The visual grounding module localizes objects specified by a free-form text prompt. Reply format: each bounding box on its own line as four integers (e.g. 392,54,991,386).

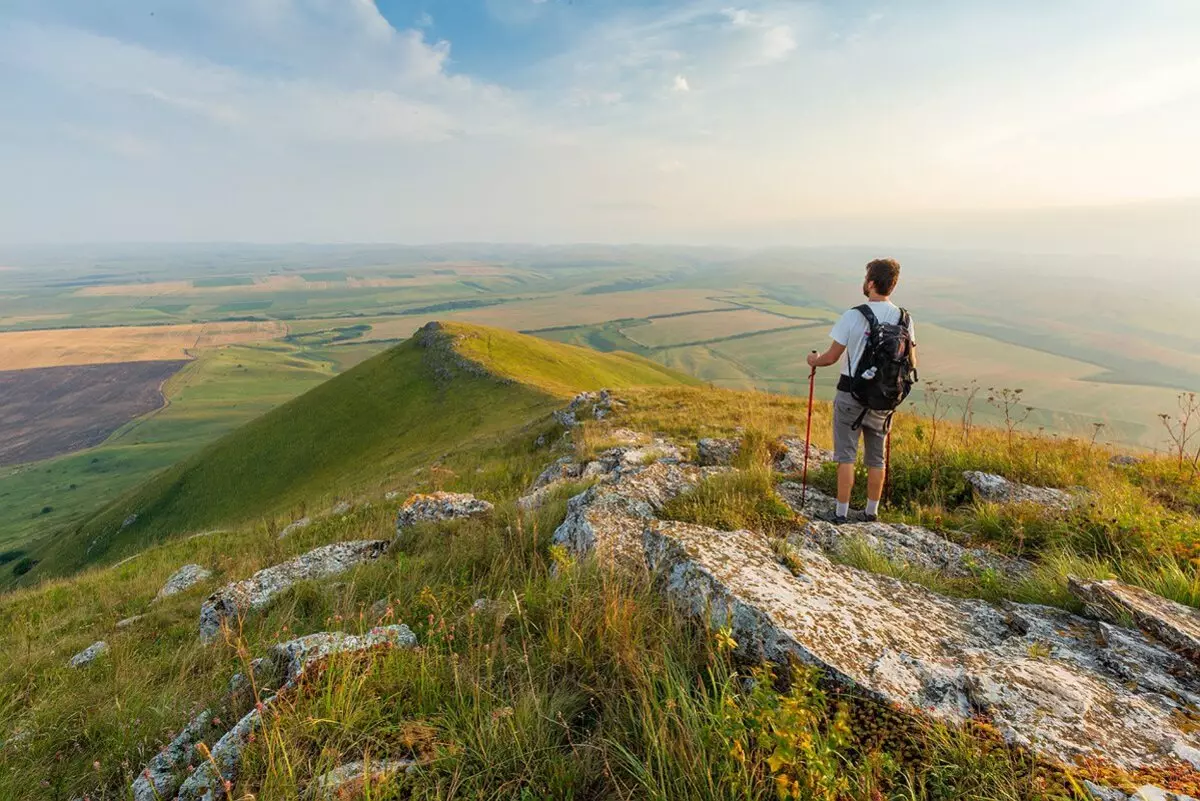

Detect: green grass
0,343,333,558
16,324,694,585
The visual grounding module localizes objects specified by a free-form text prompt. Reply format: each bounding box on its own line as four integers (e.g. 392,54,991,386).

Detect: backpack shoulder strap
854,304,878,332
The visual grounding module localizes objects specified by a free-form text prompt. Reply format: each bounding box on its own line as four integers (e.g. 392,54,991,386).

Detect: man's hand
809,341,846,369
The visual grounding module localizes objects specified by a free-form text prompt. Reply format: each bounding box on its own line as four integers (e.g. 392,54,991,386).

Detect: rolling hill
13,321,693,585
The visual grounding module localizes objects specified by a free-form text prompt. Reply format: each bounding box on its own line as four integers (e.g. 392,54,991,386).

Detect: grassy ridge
15,324,693,585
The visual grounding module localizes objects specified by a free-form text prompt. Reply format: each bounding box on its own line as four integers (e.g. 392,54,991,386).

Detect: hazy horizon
2,1,1198,256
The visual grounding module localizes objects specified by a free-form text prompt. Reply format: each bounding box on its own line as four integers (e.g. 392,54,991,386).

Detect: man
806,258,916,524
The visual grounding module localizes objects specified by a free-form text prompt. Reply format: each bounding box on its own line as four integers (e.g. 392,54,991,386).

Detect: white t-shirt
829,301,916,377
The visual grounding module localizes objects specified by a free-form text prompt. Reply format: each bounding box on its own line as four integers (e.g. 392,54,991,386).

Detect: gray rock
68,641,108,668
330,501,352,516
121,513,139,530
963,470,1075,511
1110,454,1143,467
1069,577,1200,663
1084,781,1130,801
131,710,221,801
774,437,834,473
307,759,414,798
176,625,416,801
155,564,212,601
198,540,389,643
557,460,1200,775
1132,786,1199,801
394,492,493,540
552,461,723,569
697,437,740,466
532,456,584,490
116,614,146,629
277,516,312,539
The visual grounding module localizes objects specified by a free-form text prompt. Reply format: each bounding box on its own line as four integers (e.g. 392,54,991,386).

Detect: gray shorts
833,390,889,468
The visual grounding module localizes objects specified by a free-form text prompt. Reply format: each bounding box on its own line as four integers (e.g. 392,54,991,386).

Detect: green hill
15,322,692,584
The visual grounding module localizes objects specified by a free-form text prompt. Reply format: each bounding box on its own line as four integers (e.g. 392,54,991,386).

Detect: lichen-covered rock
155,564,212,601
1069,577,1200,663
697,437,740,466
1110,454,1143,468
267,626,417,686
308,758,414,799
68,641,108,668
116,614,146,629
198,541,389,643
131,710,222,801
556,459,1200,776
964,471,1075,510
277,516,312,539
394,492,493,539
330,501,352,516
175,625,416,801
777,483,845,522
552,461,722,568
640,520,1200,772
792,517,1028,580
773,438,835,473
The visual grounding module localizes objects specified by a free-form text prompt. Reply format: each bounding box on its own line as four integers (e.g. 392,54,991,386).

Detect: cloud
415,11,434,28
673,74,690,92
721,6,796,63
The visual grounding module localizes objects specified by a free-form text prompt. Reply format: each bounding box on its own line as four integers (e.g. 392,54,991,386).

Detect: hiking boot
832,515,849,525
863,513,878,523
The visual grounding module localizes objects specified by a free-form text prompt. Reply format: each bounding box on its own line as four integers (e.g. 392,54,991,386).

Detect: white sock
836,501,849,518
865,499,880,516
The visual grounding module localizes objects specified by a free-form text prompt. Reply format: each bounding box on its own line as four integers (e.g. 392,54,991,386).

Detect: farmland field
620,308,820,348
0,321,287,368
0,360,187,467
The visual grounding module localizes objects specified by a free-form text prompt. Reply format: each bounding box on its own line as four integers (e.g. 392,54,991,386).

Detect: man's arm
807,341,846,368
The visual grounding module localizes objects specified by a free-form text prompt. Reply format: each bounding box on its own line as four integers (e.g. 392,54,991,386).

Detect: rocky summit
550,439,1200,789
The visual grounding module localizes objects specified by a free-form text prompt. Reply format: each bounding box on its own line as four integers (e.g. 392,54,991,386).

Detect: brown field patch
0,360,188,466
621,308,809,348
0,321,287,369
74,280,193,296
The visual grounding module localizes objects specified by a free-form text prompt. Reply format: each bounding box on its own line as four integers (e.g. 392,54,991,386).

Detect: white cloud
415,11,434,28
673,74,690,92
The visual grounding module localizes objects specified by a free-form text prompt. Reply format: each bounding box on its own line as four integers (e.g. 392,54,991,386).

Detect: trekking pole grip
809,350,818,377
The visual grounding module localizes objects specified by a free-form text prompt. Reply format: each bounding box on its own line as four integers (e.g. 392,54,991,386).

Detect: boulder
697,437,740,466
792,518,1027,580
963,471,1075,511
277,516,312,539
556,458,1200,777
773,437,834,473
198,541,389,643
394,492,493,539
552,460,723,569
68,641,108,668
174,625,416,801
1110,455,1143,468
307,758,414,799
155,564,212,601
131,710,222,801
116,614,146,629
642,520,1200,772
1069,577,1200,663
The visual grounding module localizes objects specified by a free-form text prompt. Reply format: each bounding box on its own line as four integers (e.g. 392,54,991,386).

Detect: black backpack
848,305,917,426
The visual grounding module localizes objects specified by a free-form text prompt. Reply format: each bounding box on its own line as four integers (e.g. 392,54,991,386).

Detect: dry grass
0,321,287,369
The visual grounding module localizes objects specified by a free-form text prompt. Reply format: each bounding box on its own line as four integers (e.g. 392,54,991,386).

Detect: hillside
2,329,1199,801
12,322,693,586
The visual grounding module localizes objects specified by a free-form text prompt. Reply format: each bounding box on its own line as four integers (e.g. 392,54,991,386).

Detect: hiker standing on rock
807,259,918,524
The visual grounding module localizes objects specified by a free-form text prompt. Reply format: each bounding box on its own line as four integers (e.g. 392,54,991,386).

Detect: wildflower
93,760,101,771
714,626,738,652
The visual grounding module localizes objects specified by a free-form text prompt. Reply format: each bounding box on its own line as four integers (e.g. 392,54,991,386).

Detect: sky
1,0,1199,253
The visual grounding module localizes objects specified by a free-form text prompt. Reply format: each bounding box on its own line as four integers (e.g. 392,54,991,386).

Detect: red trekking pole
801,351,818,506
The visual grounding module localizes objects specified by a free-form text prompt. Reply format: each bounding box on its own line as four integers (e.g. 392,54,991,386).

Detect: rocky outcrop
964,471,1075,511
552,461,722,569
394,492,493,541
156,564,213,601
697,437,740,466
68,641,108,668
554,389,617,427
278,516,312,539
773,437,834,473
198,541,389,643
554,453,1200,779
131,711,222,801
308,758,414,799
172,625,416,801
1069,577,1200,664
643,520,1200,772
